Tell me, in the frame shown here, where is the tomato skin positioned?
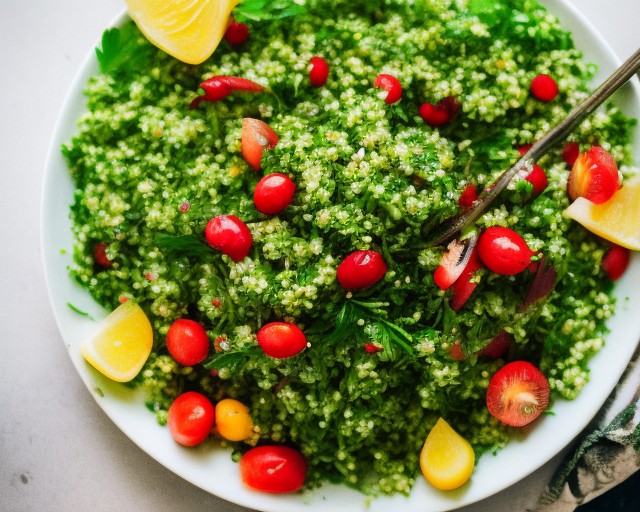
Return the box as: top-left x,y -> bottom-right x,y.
241,118 -> 279,171
458,184 -> 478,208
93,242 -> 112,268
477,226 -> 534,276
562,142 -> 580,168
433,235 -> 477,290
478,330 -> 512,359
530,74 -> 558,102
257,322 -> 308,359
166,319 -> 210,366
486,361 -> 550,427
240,445 -> 307,494
309,56 -> 329,87
167,392 -> 215,447
253,173 -> 296,215
450,247 -> 483,311
204,215 -> 253,262
373,73 -> 402,104
336,250 -> 387,290
418,96 -> 460,127
602,244 -> 630,281
525,165 -> 548,197
224,19 -> 249,45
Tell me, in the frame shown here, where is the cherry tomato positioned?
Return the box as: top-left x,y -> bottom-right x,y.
309,56 -> 329,87
602,244 -> 630,281
450,246 -> 483,311
204,215 -> 253,262
253,173 -> 296,215
241,118 -> 279,171
433,234 -> 477,290
449,341 -> 465,361
418,96 -> 460,128
167,391 -> 215,446
567,146 -> 620,204
525,165 -> 548,197
166,319 -> 210,366
256,322 -> 308,358
477,330 -> 512,359
486,361 -> 550,427
224,18 -> 249,45
373,73 -> 402,104
240,445 -> 307,494
336,250 -> 387,290
562,142 -> 580,168
477,226 -> 535,276
93,242 -> 112,268
530,74 -> 558,102
215,398 -> 254,441
458,184 -> 478,208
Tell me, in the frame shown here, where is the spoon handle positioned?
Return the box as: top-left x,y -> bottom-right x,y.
430,47 -> 640,247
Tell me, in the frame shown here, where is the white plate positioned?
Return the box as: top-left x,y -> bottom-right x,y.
41,1 -> 640,511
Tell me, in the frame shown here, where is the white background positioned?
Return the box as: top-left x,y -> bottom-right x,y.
1,1 -> 639,511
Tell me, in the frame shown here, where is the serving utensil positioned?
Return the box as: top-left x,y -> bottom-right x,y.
430,47 -> 640,247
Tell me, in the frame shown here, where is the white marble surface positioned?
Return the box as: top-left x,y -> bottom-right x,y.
0,1 -> 638,511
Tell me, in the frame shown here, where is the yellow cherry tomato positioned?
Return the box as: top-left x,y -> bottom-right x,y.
420,417 -> 475,490
215,398 -> 254,441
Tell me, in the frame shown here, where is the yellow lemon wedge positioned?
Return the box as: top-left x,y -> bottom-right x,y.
420,417 -> 475,491
125,0 -> 240,64
80,301 -> 153,382
564,173 -> 640,251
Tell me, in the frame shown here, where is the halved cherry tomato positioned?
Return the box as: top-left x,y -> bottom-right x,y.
215,398 -> 254,441
486,361 -> 550,427
204,215 -> 253,262
253,173 -> 296,215
241,118 -> 279,171
240,445 -> 307,493
477,226 -> 535,276
336,250 -> 387,290
450,247 -> 483,312
418,96 -> 460,127
567,146 -> 621,204
309,56 -> 329,87
166,318 -> 210,366
256,322 -> 308,358
433,234 -> 477,290
167,391 -> 215,446
373,73 -> 402,104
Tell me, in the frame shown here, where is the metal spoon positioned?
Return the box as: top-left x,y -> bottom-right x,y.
429,47 -> 640,247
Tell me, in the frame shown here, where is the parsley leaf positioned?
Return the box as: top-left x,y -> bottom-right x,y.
234,0 -> 306,22
95,21 -> 154,76
154,233 -> 212,258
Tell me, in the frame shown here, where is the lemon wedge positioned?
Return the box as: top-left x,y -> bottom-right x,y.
564,173 -> 640,251
420,417 -> 475,491
125,0 -> 240,64
80,301 -> 153,382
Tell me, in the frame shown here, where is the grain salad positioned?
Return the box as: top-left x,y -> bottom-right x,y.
62,0 -> 637,496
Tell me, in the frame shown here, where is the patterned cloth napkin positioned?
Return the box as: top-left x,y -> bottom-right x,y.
530,345 -> 640,511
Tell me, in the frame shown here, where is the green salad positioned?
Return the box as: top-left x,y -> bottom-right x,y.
63,0 -> 636,496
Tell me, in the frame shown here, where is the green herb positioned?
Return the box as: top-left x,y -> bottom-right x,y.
66,302 -> 93,319
96,21 -> 154,76
234,0 -> 306,22
154,233 -> 212,258
205,346 -> 263,371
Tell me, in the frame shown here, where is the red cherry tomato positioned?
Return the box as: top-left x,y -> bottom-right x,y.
240,445 -> 307,494
477,330 -> 512,359
93,242 -> 112,268
477,226 -> 535,276
530,74 -> 558,102
458,184 -> 478,208
450,246 -> 483,312
486,361 -> 550,427
224,18 -> 249,45
166,319 -> 210,366
253,173 -> 296,215
562,142 -> 580,168
602,244 -> 630,281
309,56 -> 329,87
167,392 -> 215,446
525,165 -> 548,197
373,73 -> 402,104
204,215 -> 253,262
256,322 -> 308,358
336,250 -> 387,290
418,96 -> 460,127
241,118 -> 279,171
